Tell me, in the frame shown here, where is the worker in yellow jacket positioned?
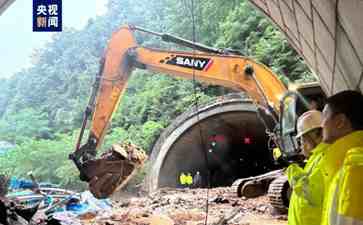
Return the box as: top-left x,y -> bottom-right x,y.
320,90 -> 363,225
179,172 -> 186,187
186,173 -> 193,186
287,110 -> 330,225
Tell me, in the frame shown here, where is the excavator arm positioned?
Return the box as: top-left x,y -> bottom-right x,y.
70,25 -> 287,198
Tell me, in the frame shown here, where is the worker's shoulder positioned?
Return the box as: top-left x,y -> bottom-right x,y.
344,147 -> 363,166
311,142 -> 330,156
286,163 -> 304,181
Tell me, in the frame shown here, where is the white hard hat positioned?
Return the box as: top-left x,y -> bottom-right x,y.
296,110 -> 322,138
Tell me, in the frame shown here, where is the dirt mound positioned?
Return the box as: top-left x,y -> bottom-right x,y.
98,187 -> 287,225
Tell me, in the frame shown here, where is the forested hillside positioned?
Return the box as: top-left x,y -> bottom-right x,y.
0,0 -> 314,189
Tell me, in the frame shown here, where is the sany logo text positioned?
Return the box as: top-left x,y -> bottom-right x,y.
176,57 -> 207,69
165,55 -> 213,71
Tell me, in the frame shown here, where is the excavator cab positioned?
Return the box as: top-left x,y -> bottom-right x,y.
279,83 -> 326,159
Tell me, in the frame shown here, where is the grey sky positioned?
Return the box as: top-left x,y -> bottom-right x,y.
0,0 -> 107,78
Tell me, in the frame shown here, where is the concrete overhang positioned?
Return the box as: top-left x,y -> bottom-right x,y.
248,0 -> 363,95
0,0 -> 15,16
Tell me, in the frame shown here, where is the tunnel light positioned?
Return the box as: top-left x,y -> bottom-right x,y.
244,137 -> 252,145
208,135 -> 225,143
208,149 -> 213,153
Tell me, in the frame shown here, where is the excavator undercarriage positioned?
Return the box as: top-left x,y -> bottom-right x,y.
231,170 -> 291,211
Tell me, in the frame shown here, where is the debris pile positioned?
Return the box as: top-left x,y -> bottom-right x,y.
94,187 -> 287,225
83,142 -> 148,199
0,144 -> 286,225
1,184 -> 287,225
34,191 -> 113,225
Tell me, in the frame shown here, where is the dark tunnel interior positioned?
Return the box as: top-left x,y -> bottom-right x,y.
158,111 -> 276,188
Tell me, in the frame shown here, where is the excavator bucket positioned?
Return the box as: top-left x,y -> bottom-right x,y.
81,142 -> 147,198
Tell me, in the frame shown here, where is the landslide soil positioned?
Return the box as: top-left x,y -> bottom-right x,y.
91,187 -> 287,225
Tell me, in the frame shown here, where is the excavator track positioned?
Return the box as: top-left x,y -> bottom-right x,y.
231,178 -> 248,197
267,175 -> 291,212
232,169 -> 284,198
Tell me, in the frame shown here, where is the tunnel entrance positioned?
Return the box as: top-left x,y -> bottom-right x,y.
146,95 -> 276,191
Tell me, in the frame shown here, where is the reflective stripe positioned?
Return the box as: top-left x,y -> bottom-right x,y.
345,149 -> 363,166
302,154 -> 323,206
288,153 -> 324,206
290,173 -> 304,187
328,166 -> 363,225
329,173 -> 340,225
302,182 -> 315,206
321,132 -> 363,225
287,143 -> 329,225
334,215 -> 363,225
306,154 -> 323,175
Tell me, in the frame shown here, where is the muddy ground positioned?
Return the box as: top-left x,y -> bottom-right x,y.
84,187 -> 287,225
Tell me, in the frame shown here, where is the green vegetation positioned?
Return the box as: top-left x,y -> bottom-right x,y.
0,0 -> 313,189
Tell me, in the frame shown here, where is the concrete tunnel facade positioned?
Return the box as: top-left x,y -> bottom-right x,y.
146,94 -> 277,192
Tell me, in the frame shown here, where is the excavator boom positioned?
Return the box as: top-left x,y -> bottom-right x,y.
71,25 -> 287,198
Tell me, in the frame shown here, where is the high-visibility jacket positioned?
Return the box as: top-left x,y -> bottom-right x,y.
287,142 -> 330,225
273,147 -> 282,160
179,173 -> 186,185
186,174 -> 193,185
321,131 -> 363,225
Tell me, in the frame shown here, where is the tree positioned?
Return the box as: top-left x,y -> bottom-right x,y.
0,108 -> 51,143
0,0 -> 314,188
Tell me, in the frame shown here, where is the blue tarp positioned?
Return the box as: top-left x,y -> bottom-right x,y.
9,177 -> 58,190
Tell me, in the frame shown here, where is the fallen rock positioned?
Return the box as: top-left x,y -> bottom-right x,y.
211,195 -> 230,204
256,205 -> 268,213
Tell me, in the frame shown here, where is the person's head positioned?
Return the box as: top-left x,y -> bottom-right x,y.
321,90 -> 363,143
296,110 -> 323,156
309,100 -> 319,110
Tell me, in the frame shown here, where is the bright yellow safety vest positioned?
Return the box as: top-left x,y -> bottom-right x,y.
180,173 -> 186,185
321,131 -> 363,225
186,174 -> 193,185
287,142 -> 330,225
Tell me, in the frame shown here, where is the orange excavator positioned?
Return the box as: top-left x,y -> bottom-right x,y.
69,25 -> 324,202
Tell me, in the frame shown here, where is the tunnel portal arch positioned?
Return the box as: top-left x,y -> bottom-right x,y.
146,95 -> 277,192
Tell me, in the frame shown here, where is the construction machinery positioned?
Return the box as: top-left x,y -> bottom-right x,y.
69,25 -> 325,209
232,82 -> 325,211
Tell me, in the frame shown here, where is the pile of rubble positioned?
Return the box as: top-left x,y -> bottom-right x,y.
2,185 -> 287,225
82,142 -> 148,199
1,141 -> 287,225
84,187 -> 287,225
